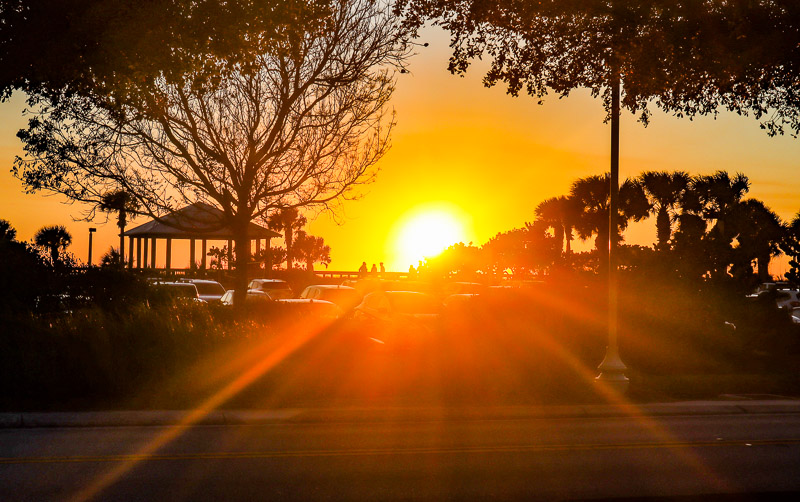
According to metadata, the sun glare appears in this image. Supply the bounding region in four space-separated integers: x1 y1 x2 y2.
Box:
392 205 470 269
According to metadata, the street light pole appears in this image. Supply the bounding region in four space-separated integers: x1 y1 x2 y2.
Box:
595 72 629 393
88 227 96 267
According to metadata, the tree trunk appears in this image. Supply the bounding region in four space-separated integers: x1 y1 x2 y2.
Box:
118 210 127 265
757 253 771 282
232 218 251 311
286 226 293 271
554 224 565 259
565 227 572 256
119 224 126 265
656 206 670 251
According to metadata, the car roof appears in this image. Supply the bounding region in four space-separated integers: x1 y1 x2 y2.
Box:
277 298 336 305
371 290 433 298
305 284 356 290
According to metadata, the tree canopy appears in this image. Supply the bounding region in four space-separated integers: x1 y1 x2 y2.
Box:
0 0 328 105
396 0 800 135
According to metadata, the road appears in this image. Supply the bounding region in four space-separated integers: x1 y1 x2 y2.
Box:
2 410 800 501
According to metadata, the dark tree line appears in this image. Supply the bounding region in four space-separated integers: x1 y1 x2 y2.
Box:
426 170 798 287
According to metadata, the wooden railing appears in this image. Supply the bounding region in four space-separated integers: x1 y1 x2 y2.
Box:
312 270 410 281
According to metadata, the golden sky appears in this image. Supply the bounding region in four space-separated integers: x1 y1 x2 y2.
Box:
2 29 800 273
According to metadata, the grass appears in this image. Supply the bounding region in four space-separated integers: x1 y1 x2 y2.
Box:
1 277 799 411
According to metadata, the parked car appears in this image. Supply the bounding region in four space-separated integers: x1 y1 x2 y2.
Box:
178 278 226 303
774 289 800 310
152 282 202 302
791 307 800 324
275 298 343 320
247 279 293 299
219 289 270 306
747 281 792 298
299 284 362 310
354 290 442 348
442 282 486 297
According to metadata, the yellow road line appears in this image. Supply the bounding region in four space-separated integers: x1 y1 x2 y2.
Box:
2 438 799 465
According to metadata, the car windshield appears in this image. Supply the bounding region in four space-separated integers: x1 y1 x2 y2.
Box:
258 281 288 290
196 283 225 295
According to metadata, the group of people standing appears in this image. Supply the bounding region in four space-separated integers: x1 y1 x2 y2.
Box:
359 261 385 275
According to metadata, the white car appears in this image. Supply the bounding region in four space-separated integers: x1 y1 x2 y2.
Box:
219 289 269 306
247 279 293 299
178 279 226 303
299 284 362 310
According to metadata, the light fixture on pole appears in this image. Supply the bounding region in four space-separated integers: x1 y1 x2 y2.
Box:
88 228 96 267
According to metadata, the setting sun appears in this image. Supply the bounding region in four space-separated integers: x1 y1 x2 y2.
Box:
391 204 471 269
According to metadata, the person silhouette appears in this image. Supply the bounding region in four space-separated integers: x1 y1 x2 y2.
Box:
379 262 385 273
358 261 368 275
370 263 377 273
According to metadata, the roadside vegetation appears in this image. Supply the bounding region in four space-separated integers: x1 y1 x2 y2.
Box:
2 192 800 411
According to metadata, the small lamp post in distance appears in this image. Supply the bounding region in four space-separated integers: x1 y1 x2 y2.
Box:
88 227 96 267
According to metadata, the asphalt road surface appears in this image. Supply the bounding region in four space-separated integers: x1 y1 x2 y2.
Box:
2 411 800 501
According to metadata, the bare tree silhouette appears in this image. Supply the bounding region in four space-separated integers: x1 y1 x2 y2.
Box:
14 0 411 304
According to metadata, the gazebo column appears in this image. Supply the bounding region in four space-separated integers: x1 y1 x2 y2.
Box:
227 239 233 270
128 237 134 269
190 239 196 270
202 240 207 269
265 237 272 276
136 238 142 269
150 237 157 269
143 238 149 269
165 238 172 271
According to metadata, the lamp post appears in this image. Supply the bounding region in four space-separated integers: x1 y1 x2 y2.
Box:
595 73 629 394
88 227 96 267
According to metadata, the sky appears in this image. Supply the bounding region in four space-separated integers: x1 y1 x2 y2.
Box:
2 29 800 273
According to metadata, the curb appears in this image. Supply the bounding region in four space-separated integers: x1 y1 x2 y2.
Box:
2 400 800 429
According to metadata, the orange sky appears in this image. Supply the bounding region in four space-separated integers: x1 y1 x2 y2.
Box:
2 29 800 273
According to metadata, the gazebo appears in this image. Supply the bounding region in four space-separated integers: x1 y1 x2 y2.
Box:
123 202 280 271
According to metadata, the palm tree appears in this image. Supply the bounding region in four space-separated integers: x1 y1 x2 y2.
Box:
692 171 750 232
691 171 750 278
638 171 691 251
731 199 785 282
535 195 581 260
782 212 800 286
99 190 139 265
570 173 649 266
34 225 72 265
294 231 331 271
266 208 307 270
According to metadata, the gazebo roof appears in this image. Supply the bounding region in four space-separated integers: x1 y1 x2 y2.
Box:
123 202 280 239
